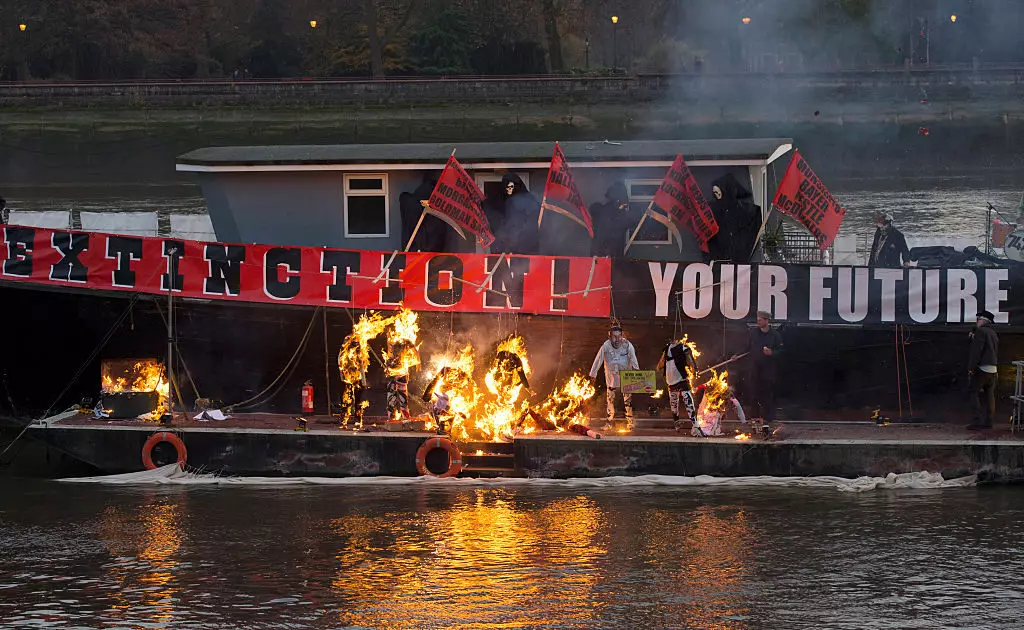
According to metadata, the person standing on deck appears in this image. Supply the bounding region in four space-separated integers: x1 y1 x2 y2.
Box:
967 310 999 430
868 212 910 267
732 311 783 428
590 324 639 431
657 338 698 433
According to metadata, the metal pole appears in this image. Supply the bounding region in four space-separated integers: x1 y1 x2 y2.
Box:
166 248 176 422
986 204 993 255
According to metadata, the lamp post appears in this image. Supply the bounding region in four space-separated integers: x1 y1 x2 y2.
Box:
611 15 618 69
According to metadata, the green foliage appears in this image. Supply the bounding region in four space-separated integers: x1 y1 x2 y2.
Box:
410 5 475 73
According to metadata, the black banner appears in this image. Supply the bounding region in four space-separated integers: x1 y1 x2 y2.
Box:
612 261 1018 325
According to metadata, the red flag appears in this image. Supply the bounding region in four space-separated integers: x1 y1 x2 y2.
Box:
648 154 719 253
771 150 846 251
426 155 494 248
539 142 593 237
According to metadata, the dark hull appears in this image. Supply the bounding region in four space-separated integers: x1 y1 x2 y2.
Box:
0 280 1010 426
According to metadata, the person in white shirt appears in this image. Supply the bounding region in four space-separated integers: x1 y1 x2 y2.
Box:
589 324 639 430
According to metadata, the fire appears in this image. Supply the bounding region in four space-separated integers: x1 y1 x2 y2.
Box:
734 433 751 441
677 334 701 385
101 359 170 415
383 307 421 377
701 368 730 413
536 372 596 430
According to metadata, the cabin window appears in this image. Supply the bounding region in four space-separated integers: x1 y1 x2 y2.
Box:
474 172 531 199
625 179 673 246
344 174 389 238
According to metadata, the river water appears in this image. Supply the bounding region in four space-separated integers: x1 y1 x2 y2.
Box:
3 177 1023 245
1 478 1022 629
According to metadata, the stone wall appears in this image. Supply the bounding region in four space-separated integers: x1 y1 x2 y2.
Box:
4 69 1024 109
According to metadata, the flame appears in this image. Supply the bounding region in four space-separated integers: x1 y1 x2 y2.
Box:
536 372 596 431
676 334 701 385
734 433 751 441
423 334 592 443
383 307 421 377
101 359 170 416
700 368 730 413
652 389 664 399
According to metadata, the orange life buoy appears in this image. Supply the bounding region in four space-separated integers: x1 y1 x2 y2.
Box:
141 432 188 470
415 437 462 478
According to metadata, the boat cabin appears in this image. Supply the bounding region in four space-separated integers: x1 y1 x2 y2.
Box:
175 139 793 262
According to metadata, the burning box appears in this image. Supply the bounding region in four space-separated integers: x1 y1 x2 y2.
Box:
100 358 168 419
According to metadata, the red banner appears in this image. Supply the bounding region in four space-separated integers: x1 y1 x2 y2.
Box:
649 154 719 253
0 225 611 317
772 150 847 251
540 142 593 236
427 155 494 248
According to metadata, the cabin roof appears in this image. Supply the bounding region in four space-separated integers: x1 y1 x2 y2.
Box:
175 139 793 172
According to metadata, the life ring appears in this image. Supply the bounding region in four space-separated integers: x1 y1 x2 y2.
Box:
141 432 188 470
415 437 462 478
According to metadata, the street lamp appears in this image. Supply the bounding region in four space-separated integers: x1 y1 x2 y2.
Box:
309 19 317 28
611 16 619 68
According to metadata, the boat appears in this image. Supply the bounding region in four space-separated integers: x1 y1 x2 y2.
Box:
3 139 1024 481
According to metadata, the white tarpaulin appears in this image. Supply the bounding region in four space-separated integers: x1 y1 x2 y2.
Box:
169 213 216 241
80 211 159 237
60 464 977 493
7 210 71 229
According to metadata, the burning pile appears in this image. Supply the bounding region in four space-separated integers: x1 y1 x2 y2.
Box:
336 309 598 441
100 359 171 417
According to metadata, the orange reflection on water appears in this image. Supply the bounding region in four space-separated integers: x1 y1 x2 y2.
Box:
676 507 754 629
329 490 607 628
99 498 184 626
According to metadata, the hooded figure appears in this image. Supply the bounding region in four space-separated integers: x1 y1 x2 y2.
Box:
495 173 540 255
868 212 909 267
706 173 761 263
590 181 631 257
399 176 446 252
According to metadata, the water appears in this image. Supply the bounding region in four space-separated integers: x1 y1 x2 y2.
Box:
1 478 1022 629
4 179 1022 244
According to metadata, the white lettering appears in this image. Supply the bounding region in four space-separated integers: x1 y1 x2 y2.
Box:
908 269 940 323
874 269 904 322
648 262 678 318
985 268 1009 323
680 263 714 319
756 265 788 320
945 269 977 323
719 264 751 320
836 267 869 322
809 267 833 321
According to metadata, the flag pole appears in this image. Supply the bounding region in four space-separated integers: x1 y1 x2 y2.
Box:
403 206 428 252
406 148 457 252
748 206 774 260
623 204 652 255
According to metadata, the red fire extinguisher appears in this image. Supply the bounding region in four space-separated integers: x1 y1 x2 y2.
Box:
301 380 314 414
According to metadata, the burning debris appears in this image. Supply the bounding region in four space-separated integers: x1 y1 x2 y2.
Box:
337 307 421 427
100 358 170 419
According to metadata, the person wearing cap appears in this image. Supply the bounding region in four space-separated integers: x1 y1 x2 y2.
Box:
868 212 910 267
589 323 639 430
732 310 783 427
967 310 999 429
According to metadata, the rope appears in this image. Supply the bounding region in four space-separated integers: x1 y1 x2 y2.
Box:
151 300 201 400
894 324 903 418
226 307 321 411
901 324 914 418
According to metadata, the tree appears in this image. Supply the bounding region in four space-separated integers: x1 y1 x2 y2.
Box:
360 0 421 78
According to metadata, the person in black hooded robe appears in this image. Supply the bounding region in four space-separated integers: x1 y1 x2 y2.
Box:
590 181 632 257
496 173 540 255
399 175 447 252
706 173 761 263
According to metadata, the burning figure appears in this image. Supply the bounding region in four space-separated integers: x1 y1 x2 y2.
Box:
383 309 421 427
589 323 639 431
656 336 699 433
691 370 746 437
